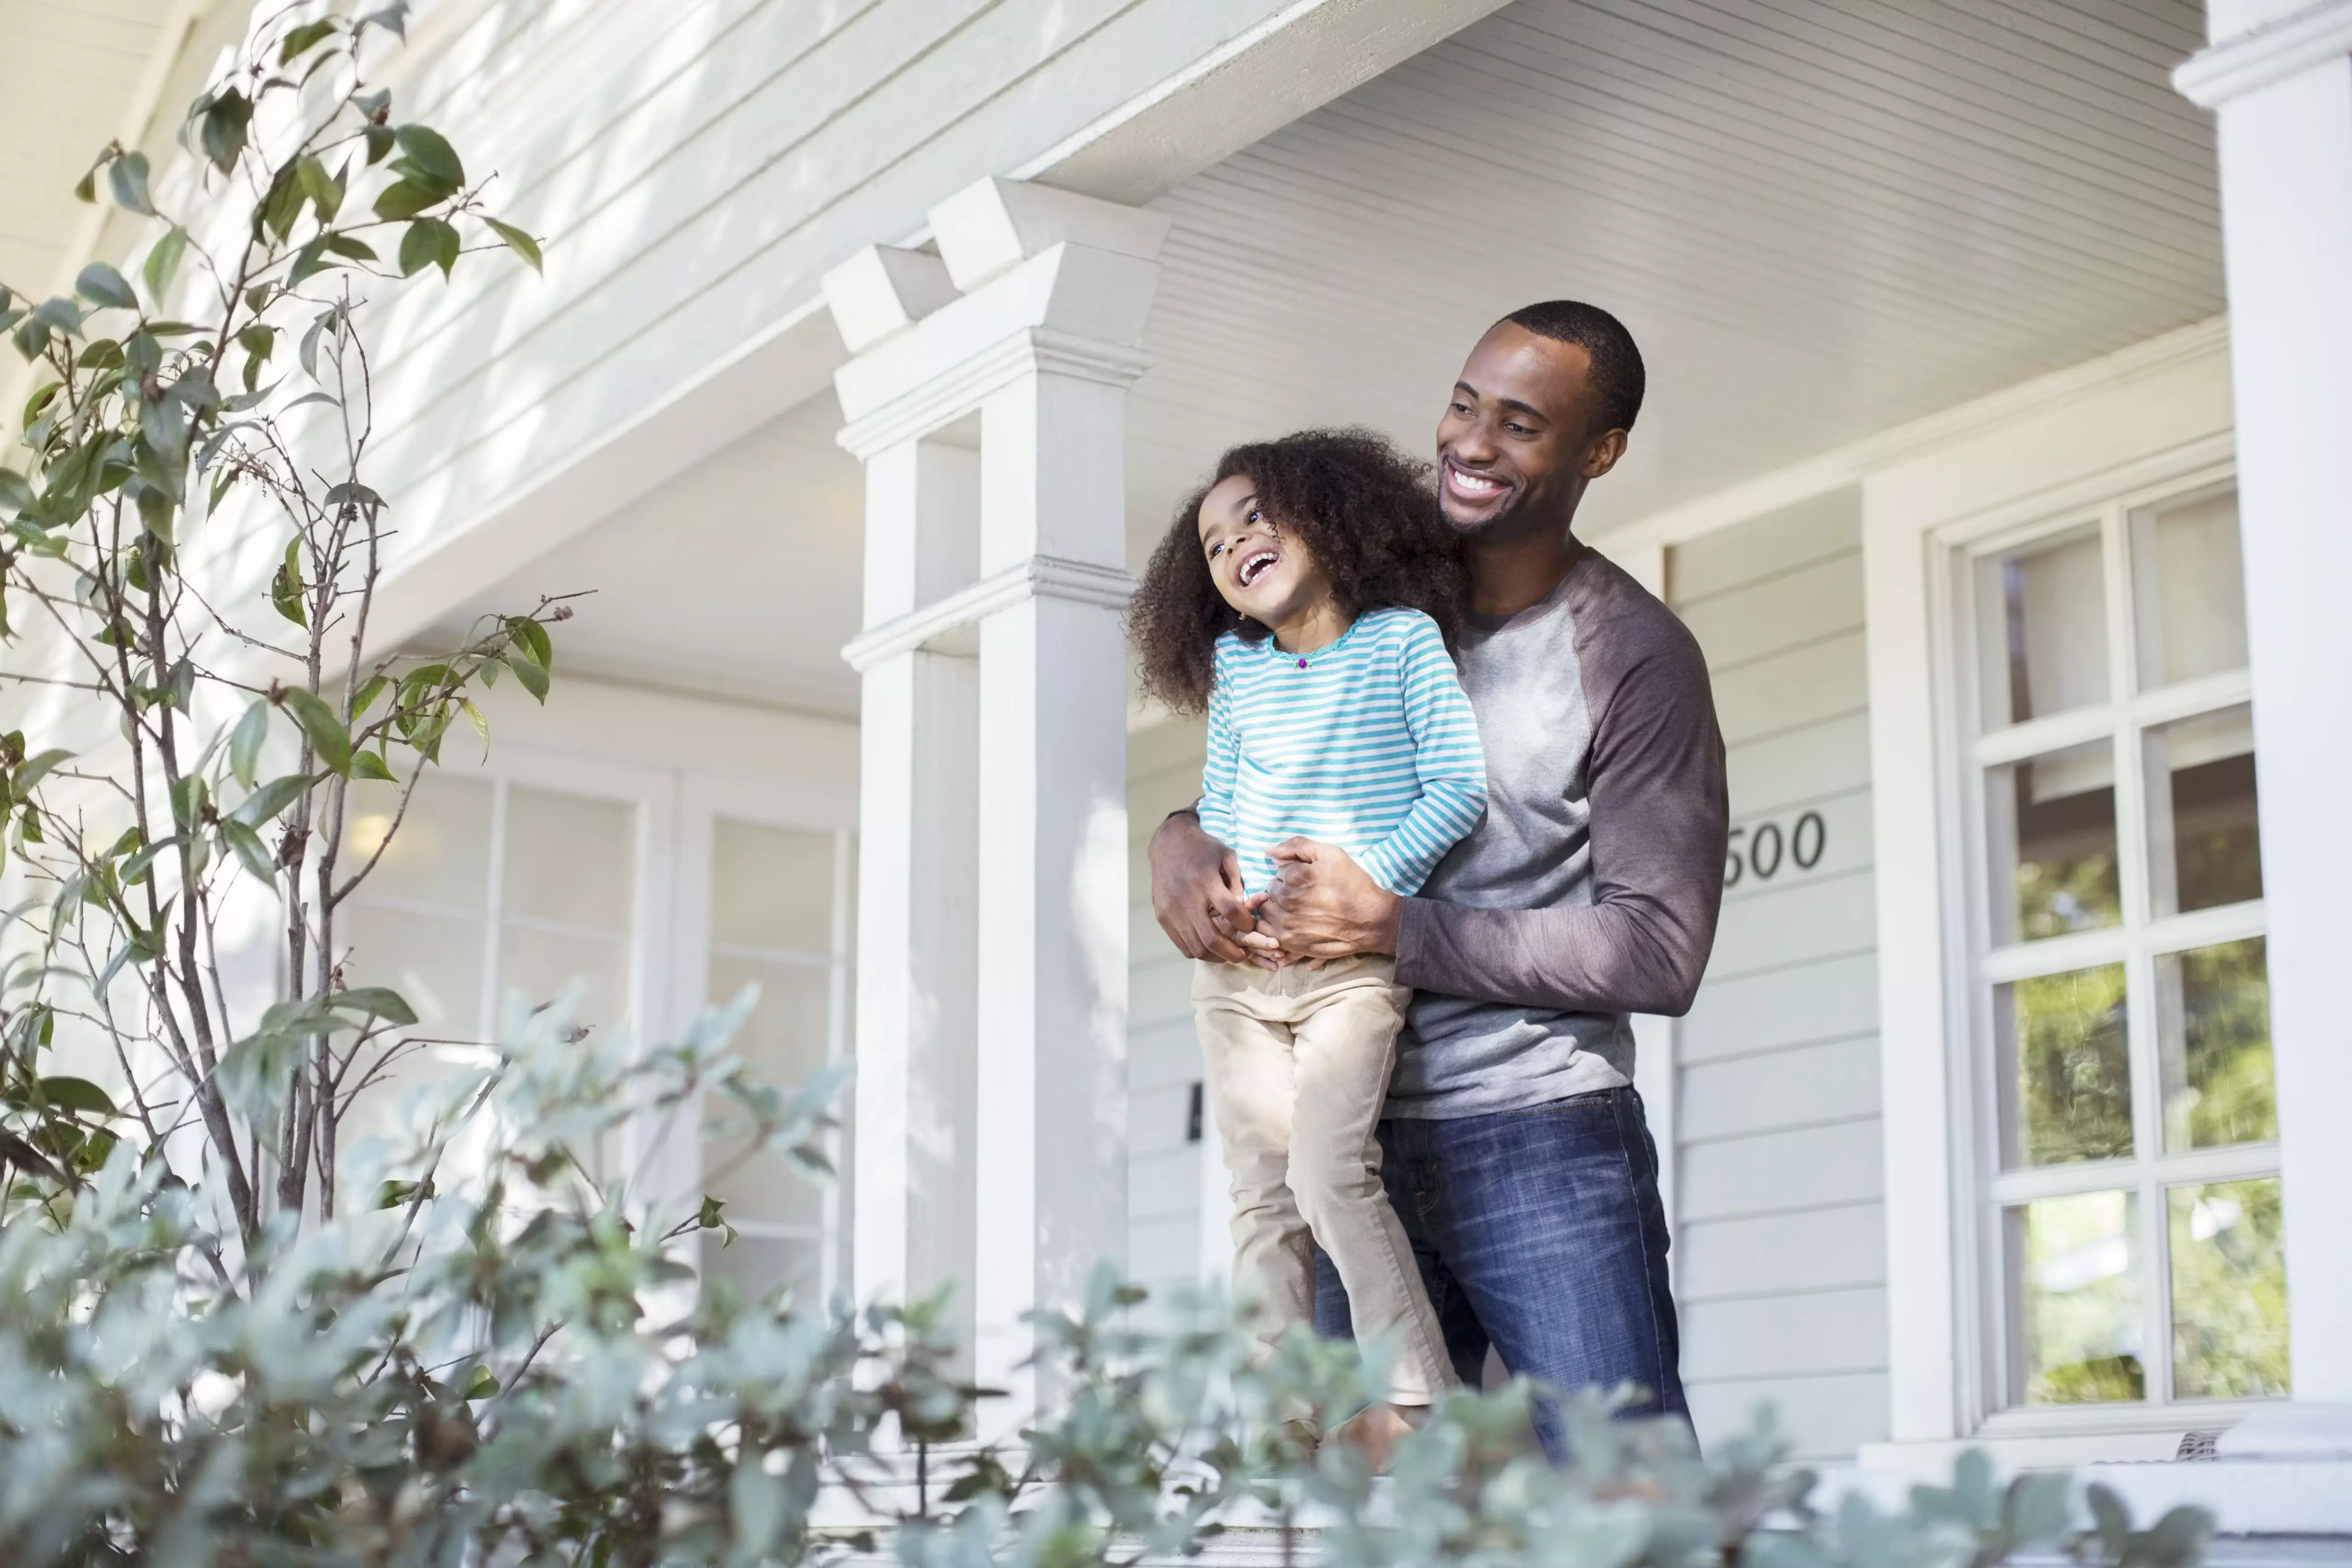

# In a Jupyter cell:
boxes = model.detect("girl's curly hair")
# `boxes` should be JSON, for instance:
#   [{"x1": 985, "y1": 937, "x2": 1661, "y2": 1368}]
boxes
[{"x1": 1127, "y1": 428, "x2": 1467, "y2": 715}]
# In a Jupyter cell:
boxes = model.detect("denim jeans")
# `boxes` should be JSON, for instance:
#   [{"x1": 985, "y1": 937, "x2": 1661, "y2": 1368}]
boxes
[{"x1": 1313, "y1": 1086, "x2": 1686, "y2": 1459}]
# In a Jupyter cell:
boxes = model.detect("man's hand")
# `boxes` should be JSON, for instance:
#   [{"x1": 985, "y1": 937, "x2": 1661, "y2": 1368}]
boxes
[
  {"x1": 1252, "y1": 838, "x2": 1404, "y2": 962},
  {"x1": 1149, "y1": 811, "x2": 1263, "y2": 964}
]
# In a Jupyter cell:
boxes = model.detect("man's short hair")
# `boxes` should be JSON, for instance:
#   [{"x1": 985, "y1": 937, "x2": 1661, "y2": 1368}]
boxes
[{"x1": 1500, "y1": 300, "x2": 1646, "y2": 434}]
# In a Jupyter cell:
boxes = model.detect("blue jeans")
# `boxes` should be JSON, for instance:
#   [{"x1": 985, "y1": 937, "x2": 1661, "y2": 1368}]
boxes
[{"x1": 1313, "y1": 1086, "x2": 1686, "y2": 1459}]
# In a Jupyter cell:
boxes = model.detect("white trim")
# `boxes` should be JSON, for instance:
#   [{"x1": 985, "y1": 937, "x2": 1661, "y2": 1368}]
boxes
[
  {"x1": 2175, "y1": 0, "x2": 2352, "y2": 106},
  {"x1": 1596, "y1": 320, "x2": 2229, "y2": 556},
  {"x1": 841, "y1": 554, "x2": 1138, "y2": 672}
]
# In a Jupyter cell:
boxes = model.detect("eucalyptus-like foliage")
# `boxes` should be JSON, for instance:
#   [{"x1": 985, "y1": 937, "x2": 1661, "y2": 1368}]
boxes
[
  {"x1": 0, "y1": 2, "x2": 558, "y2": 1246},
  {"x1": 0, "y1": 990, "x2": 2216, "y2": 1568}
]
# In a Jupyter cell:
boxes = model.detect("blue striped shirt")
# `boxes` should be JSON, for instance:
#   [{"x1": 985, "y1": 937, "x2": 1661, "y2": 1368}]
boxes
[{"x1": 1200, "y1": 607, "x2": 1487, "y2": 897}]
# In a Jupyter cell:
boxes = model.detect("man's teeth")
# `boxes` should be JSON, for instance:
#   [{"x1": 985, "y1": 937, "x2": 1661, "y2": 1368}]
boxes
[{"x1": 1451, "y1": 467, "x2": 1504, "y2": 493}]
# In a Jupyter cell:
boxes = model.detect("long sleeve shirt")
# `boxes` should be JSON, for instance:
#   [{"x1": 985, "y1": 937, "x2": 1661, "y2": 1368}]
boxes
[
  {"x1": 1388, "y1": 547, "x2": 1729, "y2": 1119},
  {"x1": 1199, "y1": 607, "x2": 1486, "y2": 897}
]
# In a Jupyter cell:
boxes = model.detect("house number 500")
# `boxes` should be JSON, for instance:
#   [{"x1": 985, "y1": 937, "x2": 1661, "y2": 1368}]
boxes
[{"x1": 1724, "y1": 811, "x2": 1826, "y2": 889}]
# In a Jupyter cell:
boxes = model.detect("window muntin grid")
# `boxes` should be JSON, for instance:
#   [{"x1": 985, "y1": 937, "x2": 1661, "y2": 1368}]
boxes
[{"x1": 1957, "y1": 480, "x2": 2285, "y2": 1417}]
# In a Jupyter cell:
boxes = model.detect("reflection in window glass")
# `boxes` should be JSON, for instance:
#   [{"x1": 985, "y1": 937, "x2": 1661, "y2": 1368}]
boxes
[
  {"x1": 1987, "y1": 741, "x2": 2121, "y2": 944},
  {"x1": 1978, "y1": 527, "x2": 2109, "y2": 729},
  {"x1": 2157, "y1": 938, "x2": 2275, "y2": 1152},
  {"x1": 2008, "y1": 1190, "x2": 2144, "y2": 1405},
  {"x1": 2132, "y1": 490, "x2": 2248, "y2": 692},
  {"x1": 1998, "y1": 965, "x2": 2132, "y2": 1167},
  {"x1": 2144, "y1": 707, "x2": 2262, "y2": 916},
  {"x1": 2169, "y1": 1178, "x2": 2288, "y2": 1400}
]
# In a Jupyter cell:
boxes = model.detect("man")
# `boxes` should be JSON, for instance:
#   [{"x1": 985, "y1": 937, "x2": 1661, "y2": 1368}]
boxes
[{"x1": 1149, "y1": 301, "x2": 1726, "y2": 1455}]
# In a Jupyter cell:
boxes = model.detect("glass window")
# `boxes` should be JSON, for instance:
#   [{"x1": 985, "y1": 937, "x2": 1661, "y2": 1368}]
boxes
[
  {"x1": 700, "y1": 819, "x2": 851, "y2": 1304},
  {"x1": 2168, "y1": 1178, "x2": 2289, "y2": 1400},
  {"x1": 2156, "y1": 938, "x2": 2275, "y2": 1152},
  {"x1": 1996, "y1": 965, "x2": 2131, "y2": 1168},
  {"x1": 2143, "y1": 707, "x2": 2261, "y2": 917},
  {"x1": 2006, "y1": 1190, "x2": 2143, "y2": 1406},
  {"x1": 1986, "y1": 741, "x2": 2121, "y2": 943},
  {"x1": 1963, "y1": 483, "x2": 2283, "y2": 1418},
  {"x1": 2132, "y1": 490, "x2": 2248, "y2": 691},
  {"x1": 1977, "y1": 526, "x2": 2109, "y2": 728}
]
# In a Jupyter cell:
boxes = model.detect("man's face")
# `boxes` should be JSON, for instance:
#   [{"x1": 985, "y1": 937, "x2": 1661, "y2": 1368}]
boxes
[{"x1": 1434, "y1": 322, "x2": 1627, "y2": 541}]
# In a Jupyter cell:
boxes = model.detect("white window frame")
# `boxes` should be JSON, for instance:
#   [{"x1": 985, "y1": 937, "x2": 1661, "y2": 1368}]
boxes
[
  {"x1": 1861, "y1": 326, "x2": 2240, "y2": 1461},
  {"x1": 1942, "y1": 462, "x2": 2281, "y2": 1443},
  {"x1": 674, "y1": 775, "x2": 858, "y2": 1303}
]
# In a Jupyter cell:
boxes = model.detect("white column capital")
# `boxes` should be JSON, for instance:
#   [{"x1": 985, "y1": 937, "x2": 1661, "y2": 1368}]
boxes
[
  {"x1": 2176, "y1": 0, "x2": 2352, "y2": 106},
  {"x1": 841, "y1": 553, "x2": 1135, "y2": 672},
  {"x1": 835, "y1": 325, "x2": 1152, "y2": 463}
]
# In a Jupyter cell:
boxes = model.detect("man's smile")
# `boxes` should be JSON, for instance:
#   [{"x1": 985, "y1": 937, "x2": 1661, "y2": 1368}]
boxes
[{"x1": 1441, "y1": 457, "x2": 1512, "y2": 506}]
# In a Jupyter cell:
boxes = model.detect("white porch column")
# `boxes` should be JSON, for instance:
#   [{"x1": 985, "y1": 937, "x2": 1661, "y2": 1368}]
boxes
[
  {"x1": 2177, "y1": 0, "x2": 2352, "y2": 1440},
  {"x1": 827, "y1": 180, "x2": 1168, "y2": 1428}
]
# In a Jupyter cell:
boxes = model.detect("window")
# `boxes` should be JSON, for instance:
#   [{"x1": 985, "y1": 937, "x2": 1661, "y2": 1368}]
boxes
[
  {"x1": 1959, "y1": 482, "x2": 2285, "y2": 1419},
  {"x1": 338, "y1": 768, "x2": 642, "y2": 1193},
  {"x1": 692, "y1": 813, "x2": 855, "y2": 1306}
]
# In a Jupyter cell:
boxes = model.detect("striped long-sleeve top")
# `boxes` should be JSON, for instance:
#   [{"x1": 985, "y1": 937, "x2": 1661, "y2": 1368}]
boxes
[{"x1": 1200, "y1": 607, "x2": 1487, "y2": 897}]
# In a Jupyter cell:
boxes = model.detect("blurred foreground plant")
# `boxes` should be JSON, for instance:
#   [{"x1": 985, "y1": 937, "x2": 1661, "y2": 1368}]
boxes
[{"x1": 0, "y1": 987, "x2": 2217, "y2": 1568}]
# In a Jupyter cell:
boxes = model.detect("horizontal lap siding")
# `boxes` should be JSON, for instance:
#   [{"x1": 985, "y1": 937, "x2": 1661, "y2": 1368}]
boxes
[
  {"x1": 1128, "y1": 718, "x2": 1211, "y2": 1317},
  {"x1": 1666, "y1": 489, "x2": 1889, "y2": 1462}
]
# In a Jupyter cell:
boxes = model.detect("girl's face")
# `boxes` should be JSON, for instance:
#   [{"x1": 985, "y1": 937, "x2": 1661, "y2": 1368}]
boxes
[{"x1": 1196, "y1": 474, "x2": 1331, "y2": 627}]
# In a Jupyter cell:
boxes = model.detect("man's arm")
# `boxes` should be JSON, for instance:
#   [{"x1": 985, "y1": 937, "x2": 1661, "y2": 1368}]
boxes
[{"x1": 1397, "y1": 627, "x2": 1727, "y2": 1017}]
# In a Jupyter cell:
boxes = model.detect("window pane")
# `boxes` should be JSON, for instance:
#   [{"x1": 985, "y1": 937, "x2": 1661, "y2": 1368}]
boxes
[
  {"x1": 1997, "y1": 964, "x2": 2132, "y2": 1167},
  {"x1": 2169, "y1": 1177, "x2": 2289, "y2": 1401},
  {"x1": 2006, "y1": 1190, "x2": 2144, "y2": 1406},
  {"x1": 2157, "y1": 937, "x2": 2275, "y2": 1151},
  {"x1": 342, "y1": 902, "x2": 485, "y2": 1036},
  {"x1": 1987, "y1": 740, "x2": 2121, "y2": 944},
  {"x1": 1978, "y1": 527, "x2": 2109, "y2": 729},
  {"x1": 2144, "y1": 706, "x2": 2262, "y2": 917},
  {"x1": 344, "y1": 775, "x2": 493, "y2": 910},
  {"x1": 2132, "y1": 490, "x2": 2247, "y2": 691},
  {"x1": 496, "y1": 926, "x2": 629, "y2": 1043},
  {"x1": 703, "y1": 955, "x2": 833, "y2": 1230},
  {"x1": 712, "y1": 819, "x2": 836, "y2": 953},
  {"x1": 502, "y1": 787, "x2": 633, "y2": 928}
]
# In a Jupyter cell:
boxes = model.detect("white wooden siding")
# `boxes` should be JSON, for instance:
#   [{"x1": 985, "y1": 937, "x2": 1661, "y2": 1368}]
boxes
[
  {"x1": 1667, "y1": 488, "x2": 1888, "y2": 1462},
  {"x1": 1127, "y1": 717, "x2": 1212, "y2": 1315}
]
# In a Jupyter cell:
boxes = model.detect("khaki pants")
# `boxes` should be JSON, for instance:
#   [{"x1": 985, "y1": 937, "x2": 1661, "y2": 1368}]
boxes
[{"x1": 1193, "y1": 955, "x2": 1459, "y2": 1406}]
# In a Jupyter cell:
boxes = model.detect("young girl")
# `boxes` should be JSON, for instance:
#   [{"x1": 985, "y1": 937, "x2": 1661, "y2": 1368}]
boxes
[{"x1": 1128, "y1": 429, "x2": 1485, "y2": 1459}]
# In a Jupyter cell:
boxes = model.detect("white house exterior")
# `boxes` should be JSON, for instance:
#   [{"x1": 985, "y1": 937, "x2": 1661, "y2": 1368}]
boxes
[{"x1": 11, "y1": 0, "x2": 2352, "y2": 1536}]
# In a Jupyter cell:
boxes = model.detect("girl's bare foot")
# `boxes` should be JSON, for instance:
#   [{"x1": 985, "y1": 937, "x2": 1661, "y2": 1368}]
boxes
[{"x1": 1331, "y1": 1402, "x2": 1419, "y2": 1474}]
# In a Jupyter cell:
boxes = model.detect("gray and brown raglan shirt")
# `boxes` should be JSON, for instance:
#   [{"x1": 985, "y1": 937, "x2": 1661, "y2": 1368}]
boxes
[{"x1": 1387, "y1": 545, "x2": 1729, "y2": 1119}]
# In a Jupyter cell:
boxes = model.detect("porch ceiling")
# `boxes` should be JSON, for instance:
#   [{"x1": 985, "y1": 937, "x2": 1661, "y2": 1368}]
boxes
[{"x1": 1127, "y1": 0, "x2": 2222, "y2": 545}]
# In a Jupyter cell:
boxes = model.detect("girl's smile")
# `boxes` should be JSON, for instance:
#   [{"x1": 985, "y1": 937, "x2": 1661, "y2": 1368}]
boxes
[{"x1": 1196, "y1": 474, "x2": 1346, "y2": 652}]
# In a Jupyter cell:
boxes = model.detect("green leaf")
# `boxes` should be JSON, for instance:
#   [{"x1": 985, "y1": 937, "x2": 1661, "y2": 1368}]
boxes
[
  {"x1": 74, "y1": 264, "x2": 137, "y2": 311},
  {"x1": 505, "y1": 615, "x2": 553, "y2": 669},
  {"x1": 199, "y1": 90, "x2": 252, "y2": 174},
  {"x1": 324, "y1": 233, "x2": 378, "y2": 262},
  {"x1": 262, "y1": 162, "x2": 305, "y2": 242},
  {"x1": 501, "y1": 655, "x2": 550, "y2": 703},
  {"x1": 230, "y1": 773, "x2": 308, "y2": 829},
  {"x1": 349, "y1": 749, "x2": 395, "y2": 782},
  {"x1": 279, "y1": 17, "x2": 339, "y2": 63},
  {"x1": 142, "y1": 227, "x2": 188, "y2": 302},
  {"x1": 372, "y1": 179, "x2": 440, "y2": 222},
  {"x1": 391, "y1": 124, "x2": 463, "y2": 194},
  {"x1": 463, "y1": 1365, "x2": 499, "y2": 1400},
  {"x1": 220, "y1": 818, "x2": 276, "y2": 882},
  {"x1": 271, "y1": 537, "x2": 306, "y2": 627},
  {"x1": 74, "y1": 165, "x2": 98, "y2": 205},
  {"x1": 329, "y1": 987, "x2": 417, "y2": 1027},
  {"x1": 484, "y1": 216, "x2": 543, "y2": 274},
  {"x1": 0, "y1": 470, "x2": 31, "y2": 518},
  {"x1": 280, "y1": 687, "x2": 352, "y2": 775},
  {"x1": 229, "y1": 701, "x2": 269, "y2": 790},
  {"x1": 295, "y1": 153, "x2": 343, "y2": 222},
  {"x1": 14, "y1": 750, "x2": 73, "y2": 794},
  {"x1": 287, "y1": 237, "x2": 332, "y2": 286},
  {"x1": 107, "y1": 151, "x2": 155, "y2": 216},
  {"x1": 399, "y1": 218, "x2": 460, "y2": 279},
  {"x1": 39, "y1": 1076, "x2": 114, "y2": 1116},
  {"x1": 169, "y1": 773, "x2": 208, "y2": 832},
  {"x1": 460, "y1": 698, "x2": 488, "y2": 742}
]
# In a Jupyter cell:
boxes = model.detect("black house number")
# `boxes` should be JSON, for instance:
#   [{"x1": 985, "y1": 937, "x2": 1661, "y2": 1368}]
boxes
[{"x1": 1724, "y1": 810, "x2": 1826, "y2": 889}]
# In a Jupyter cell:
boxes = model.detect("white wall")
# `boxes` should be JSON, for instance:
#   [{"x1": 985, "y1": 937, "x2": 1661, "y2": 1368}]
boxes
[
  {"x1": 1126, "y1": 717, "x2": 1213, "y2": 1311},
  {"x1": 1667, "y1": 491, "x2": 1891, "y2": 1463}
]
